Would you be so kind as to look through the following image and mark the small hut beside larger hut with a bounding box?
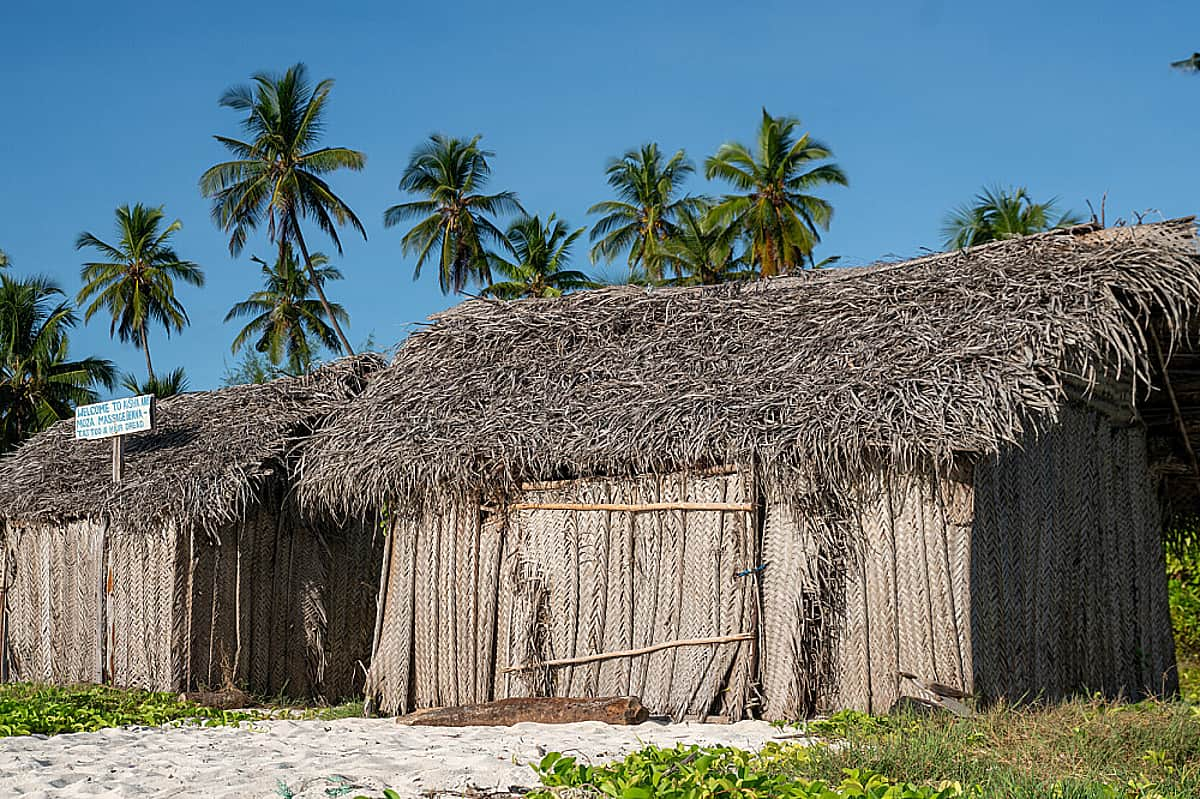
[301,220,1200,721]
[0,355,384,701]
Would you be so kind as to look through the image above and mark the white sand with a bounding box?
[0,718,787,798]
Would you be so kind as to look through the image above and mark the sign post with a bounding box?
[74,394,154,684]
[74,395,154,484]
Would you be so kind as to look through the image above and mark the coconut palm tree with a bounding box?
[704,109,847,277]
[200,62,364,355]
[384,134,522,294]
[588,144,700,281]
[941,186,1083,250]
[0,274,115,451]
[225,244,347,375]
[120,367,189,399]
[481,214,595,299]
[0,250,9,268]
[659,206,754,287]
[75,204,204,382]
[1171,53,1200,73]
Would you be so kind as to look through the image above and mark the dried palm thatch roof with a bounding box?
[0,354,383,532]
[300,220,1200,516]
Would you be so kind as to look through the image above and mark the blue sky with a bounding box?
[2,0,1197,392]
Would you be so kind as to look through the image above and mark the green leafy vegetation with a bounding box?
[0,274,116,452]
[940,185,1082,249]
[481,214,596,299]
[704,109,848,277]
[0,684,364,738]
[226,244,346,376]
[120,366,190,398]
[355,698,1200,798]
[587,143,701,282]
[0,683,254,737]
[201,62,364,357]
[384,133,523,295]
[796,700,1200,799]
[532,746,968,799]
[75,203,204,384]
[1166,526,1200,659]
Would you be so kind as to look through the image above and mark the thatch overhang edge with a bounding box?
[297,219,1200,517]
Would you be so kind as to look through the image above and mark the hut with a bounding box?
[0,355,384,701]
[301,220,1200,720]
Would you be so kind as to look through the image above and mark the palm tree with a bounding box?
[941,186,1083,250]
[705,109,848,277]
[120,367,189,399]
[384,134,522,294]
[588,144,700,281]
[0,274,115,451]
[482,214,595,299]
[76,204,204,382]
[200,62,364,355]
[225,244,347,375]
[0,250,9,269]
[659,206,754,286]
[1171,53,1200,73]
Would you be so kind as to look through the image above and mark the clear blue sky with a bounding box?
[2,0,1197,392]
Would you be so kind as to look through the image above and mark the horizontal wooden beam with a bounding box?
[518,465,741,492]
[507,501,755,513]
[503,632,755,673]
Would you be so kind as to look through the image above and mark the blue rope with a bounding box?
[734,562,768,578]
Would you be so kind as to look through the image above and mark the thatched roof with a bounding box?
[0,354,383,531]
[300,220,1200,516]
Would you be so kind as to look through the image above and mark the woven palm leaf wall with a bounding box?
[0,501,380,700]
[365,471,759,719]
[2,520,105,684]
[184,498,381,701]
[970,406,1176,702]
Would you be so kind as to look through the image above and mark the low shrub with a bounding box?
[1166,525,1200,659]
[0,683,254,736]
[529,744,970,798]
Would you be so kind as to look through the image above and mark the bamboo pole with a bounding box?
[502,632,754,673]
[518,465,741,492]
[0,536,8,684]
[364,516,396,717]
[507,502,755,513]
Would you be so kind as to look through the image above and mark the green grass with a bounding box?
[499,699,1200,799]
[0,683,256,736]
[796,699,1200,798]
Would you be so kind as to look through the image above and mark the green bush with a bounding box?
[528,744,971,799]
[0,683,253,736]
[1166,526,1200,659]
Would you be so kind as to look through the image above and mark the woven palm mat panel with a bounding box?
[760,470,973,718]
[498,471,757,720]
[970,405,1174,703]
[321,517,383,700]
[107,528,177,687]
[386,502,503,711]
[2,521,103,684]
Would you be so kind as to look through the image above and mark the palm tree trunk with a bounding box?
[762,235,777,278]
[141,323,155,383]
[294,229,355,356]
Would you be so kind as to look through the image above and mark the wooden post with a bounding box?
[95,523,108,684]
[0,543,8,684]
[112,435,124,483]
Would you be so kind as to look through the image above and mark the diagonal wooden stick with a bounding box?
[503,632,754,673]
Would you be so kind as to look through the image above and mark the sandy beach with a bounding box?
[0,718,784,798]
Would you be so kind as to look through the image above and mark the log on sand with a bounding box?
[396,696,650,727]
